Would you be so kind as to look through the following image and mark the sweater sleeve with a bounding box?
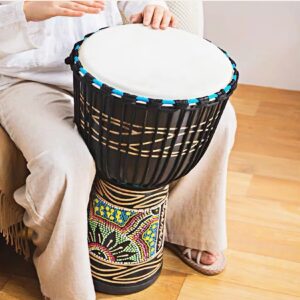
[0,1,46,58]
[117,0,168,22]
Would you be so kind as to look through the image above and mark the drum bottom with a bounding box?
[93,266,162,295]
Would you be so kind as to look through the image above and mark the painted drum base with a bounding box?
[88,178,168,294]
[92,264,162,295]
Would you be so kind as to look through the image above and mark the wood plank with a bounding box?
[233,132,300,161]
[229,151,300,182]
[0,273,10,292]
[96,269,186,300]
[232,114,300,160]
[164,249,300,297]
[257,100,300,122]
[248,175,300,204]
[234,85,300,106]
[227,171,252,198]
[227,195,300,233]
[227,220,300,262]
[234,113,300,143]
[177,276,300,300]
[230,93,261,116]
[0,275,42,300]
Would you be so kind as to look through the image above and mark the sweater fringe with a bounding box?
[0,189,31,259]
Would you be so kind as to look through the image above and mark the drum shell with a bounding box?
[74,72,229,190]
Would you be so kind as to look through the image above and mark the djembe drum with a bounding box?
[66,24,238,295]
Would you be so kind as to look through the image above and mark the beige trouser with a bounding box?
[0,81,236,300]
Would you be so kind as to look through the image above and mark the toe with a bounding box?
[200,251,217,265]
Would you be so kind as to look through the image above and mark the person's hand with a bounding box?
[130,5,177,30]
[23,1,105,22]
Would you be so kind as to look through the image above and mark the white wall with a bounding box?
[204,1,300,91]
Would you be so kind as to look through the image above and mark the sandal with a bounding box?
[165,242,226,276]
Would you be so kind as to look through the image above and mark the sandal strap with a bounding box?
[178,244,220,267]
[182,248,192,260]
[182,247,203,265]
[196,250,203,265]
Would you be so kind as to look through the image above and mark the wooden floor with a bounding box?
[0,84,300,300]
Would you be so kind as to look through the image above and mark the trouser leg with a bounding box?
[0,82,96,300]
[165,102,237,252]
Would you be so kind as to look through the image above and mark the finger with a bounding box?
[160,11,171,29]
[65,2,102,13]
[130,13,143,24]
[55,7,85,17]
[143,5,155,26]
[73,1,105,8]
[94,0,105,8]
[170,15,178,28]
[151,7,165,29]
[61,2,101,14]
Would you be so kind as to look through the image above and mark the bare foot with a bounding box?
[178,245,220,265]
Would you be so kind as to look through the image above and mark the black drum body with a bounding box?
[66,27,238,295]
[73,69,237,190]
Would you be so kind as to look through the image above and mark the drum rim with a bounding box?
[66,27,239,109]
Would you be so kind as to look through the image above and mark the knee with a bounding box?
[208,102,237,152]
[28,144,96,189]
[217,102,237,138]
[50,145,96,183]
[25,145,96,226]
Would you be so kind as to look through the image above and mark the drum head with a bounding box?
[79,24,233,100]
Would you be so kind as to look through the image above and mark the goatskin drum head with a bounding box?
[79,24,233,100]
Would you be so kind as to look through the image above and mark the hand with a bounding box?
[23,1,105,22]
[130,5,177,30]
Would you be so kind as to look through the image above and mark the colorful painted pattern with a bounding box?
[88,186,167,265]
[94,197,137,225]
